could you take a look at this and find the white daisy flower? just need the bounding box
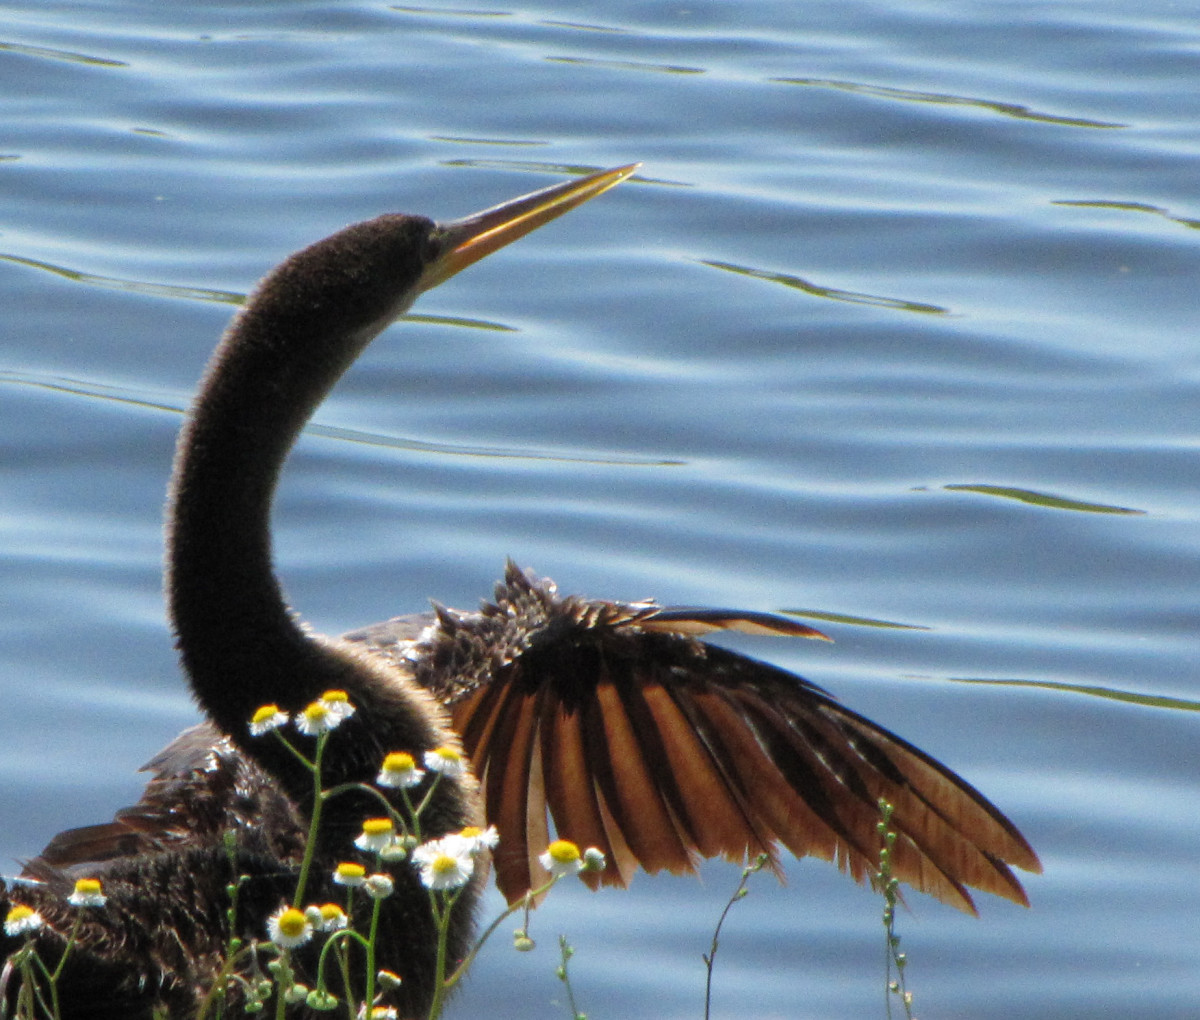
[266,906,313,948]
[4,905,44,937]
[354,817,397,853]
[249,704,288,736]
[67,877,107,908]
[539,839,583,878]
[423,746,467,778]
[319,689,356,724]
[412,837,475,891]
[377,751,424,789]
[306,903,348,932]
[295,699,335,736]
[453,825,499,855]
[332,862,367,887]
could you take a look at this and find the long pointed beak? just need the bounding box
[418,163,640,293]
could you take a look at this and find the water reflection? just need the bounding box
[774,77,1127,129]
[701,259,949,315]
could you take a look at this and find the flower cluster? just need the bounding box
[3,876,109,939]
[248,690,357,740]
[244,701,610,1020]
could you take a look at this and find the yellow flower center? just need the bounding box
[432,746,461,764]
[362,817,394,836]
[6,905,34,924]
[459,826,482,839]
[336,862,365,880]
[251,704,281,724]
[321,689,350,705]
[276,908,307,939]
[546,839,581,865]
[302,701,329,724]
[318,903,345,923]
[73,878,102,896]
[383,752,415,772]
[432,854,460,876]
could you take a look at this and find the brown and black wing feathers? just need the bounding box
[425,567,1039,914]
[23,723,305,883]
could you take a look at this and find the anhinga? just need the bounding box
[0,165,1039,1018]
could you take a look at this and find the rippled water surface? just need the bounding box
[2,2,1198,1017]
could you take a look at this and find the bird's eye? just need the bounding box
[421,233,444,265]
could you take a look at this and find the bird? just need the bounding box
[0,164,1040,1019]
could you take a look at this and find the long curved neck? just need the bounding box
[167,258,392,739]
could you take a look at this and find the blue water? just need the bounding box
[2,1,1198,1017]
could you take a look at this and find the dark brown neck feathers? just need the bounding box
[166,214,435,751]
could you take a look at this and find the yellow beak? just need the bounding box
[418,164,640,293]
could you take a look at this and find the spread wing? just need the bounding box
[350,564,1041,915]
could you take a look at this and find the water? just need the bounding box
[2,1,1198,1016]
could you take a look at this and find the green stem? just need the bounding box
[49,915,80,984]
[336,936,357,1020]
[30,944,61,1019]
[291,733,329,908]
[273,970,287,1020]
[557,936,584,1020]
[703,854,767,1020]
[406,773,442,841]
[195,945,252,1020]
[44,913,84,1019]
[309,927,368,1019]
[14,952,35,1020]
[359,893,385,1018]
[271,728,317,773]
[444,874,562,991]
[424,896,447,1020]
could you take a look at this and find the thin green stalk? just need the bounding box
[12,952,36,1020]
[556,936,586,1020]
[30,946,60,1020]
[43,915,84,1019]
[291,733,329,908]
[703,854,768,1020]
[444,874,564,990]
[195,951,252,1020]
[405,773,442,842]
[310,926,367,1019]
[334,935,357,1020]
[424,884,466,1020]
[876,800,915,1020]
[359,892,387,1017]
